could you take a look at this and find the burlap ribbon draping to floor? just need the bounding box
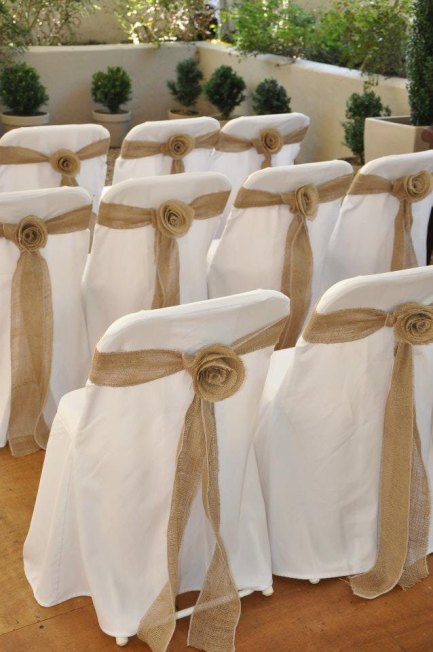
[0,205,92,457]
[0,138,110,186]
[348,171,433,269]
[89,315,286,652]
[234,174,353,348]
[120,130,220,174]
[304,302,432,599]
[216,125,309,169]
[98,190,230,308]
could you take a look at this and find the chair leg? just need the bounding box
[309,578,320,585]
[115,637,129,646]
[262,586,274,596]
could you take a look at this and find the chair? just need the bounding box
[24,289,290,648]
[0,124,109,211]
[208,160,353,347]
[322,150,433,292]
[83,172,231,351]
[255,265,433,598]
[0,186,92,456]
[112,116,220,184]
[211,113,310,235]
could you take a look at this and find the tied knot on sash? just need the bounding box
[89,316,287,652]
[182,345,245,402]
[303,301,432,599]
[163,134,195,174]
[49,148,81,183]
[255,128,284,168]
[292,184,320,219]
[4,215,48,252]
[392,171,433,203]
[153,200,195,239]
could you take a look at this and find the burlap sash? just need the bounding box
[348,171,433,270]
[216,125,308,169]
[98,190,230,308]
[0,205,92,457]
[303,302,432,598]
[0,138,110,186]
[90,316,286,651]
[234,174,353,348]
[120,130,219,174]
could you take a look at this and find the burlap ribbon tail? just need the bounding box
[0,138,110,186]
[0,205,92,456]
[303,302,432,598]
[216,125,309,169]
[234,174,353,348]
[90,316,286,652]
[348,171,433,270]
[98,190,230,308]
[120,130,219,174]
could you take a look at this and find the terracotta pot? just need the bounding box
[92,109,131,148]
[364,115,429,163]
[1,111,49,132]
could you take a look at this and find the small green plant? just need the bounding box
[203,65,246,120]
[0,63,49,115]
[407,0,433,126]
[342,83,390,164]
[251,79,291,115]
[0,2,28,64]
[91,66,132,114]
[167,58,203,111]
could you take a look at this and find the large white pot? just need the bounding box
[1,111,49,132]
[364,115,429,163]
[92,110,131,148]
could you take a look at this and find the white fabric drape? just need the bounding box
[24,289,290,638]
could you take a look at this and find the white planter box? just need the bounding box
[364,115,429,163]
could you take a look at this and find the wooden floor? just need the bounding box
[1,448,433,652]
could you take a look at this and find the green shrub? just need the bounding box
[0,2,28,63]
[342,83,390,164]
[115,0,216,44]
[251,79,291,115]
[203,65,246,119]
[167,58,203,109]
[91,66,132,114]
[0,63,49,115]
[407,0,433,126]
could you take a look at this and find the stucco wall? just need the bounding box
[197,42,409,163]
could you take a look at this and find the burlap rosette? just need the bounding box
[0,138,109,187]
[234,173,353,348]
[348,170,433,270]
[89,316,287,652]
[0,205,92,456]
[216,124,309,169]
[98,190,230,309]
[303,301,433,598]
[120,130,219,174]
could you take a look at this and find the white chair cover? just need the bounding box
[24,289,290,639]
[0,124,109,211]
[0,187,92,449]
[211,113,310,235]
[322,150,433,292]
[84,172,231,352]
[255,266,433,581]
[208,160,353,328]
[112,117,220,184]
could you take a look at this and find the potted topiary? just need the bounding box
[0,62,49,131]
[203,65,246,124]
[251,79,291,115]
[342,83,390,166]
[167,58,203,119]
[91,66,132,147]
[364,0,433,162]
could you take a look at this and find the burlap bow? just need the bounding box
[234,174,353,348]
[89,316,287,652]
[304,302,433,598]
[98,190,230,308]
[216,125,308,169]
[0,205,92,457]
[0,138,110,186]
[120,130,219,174]
[348,171,433,270]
